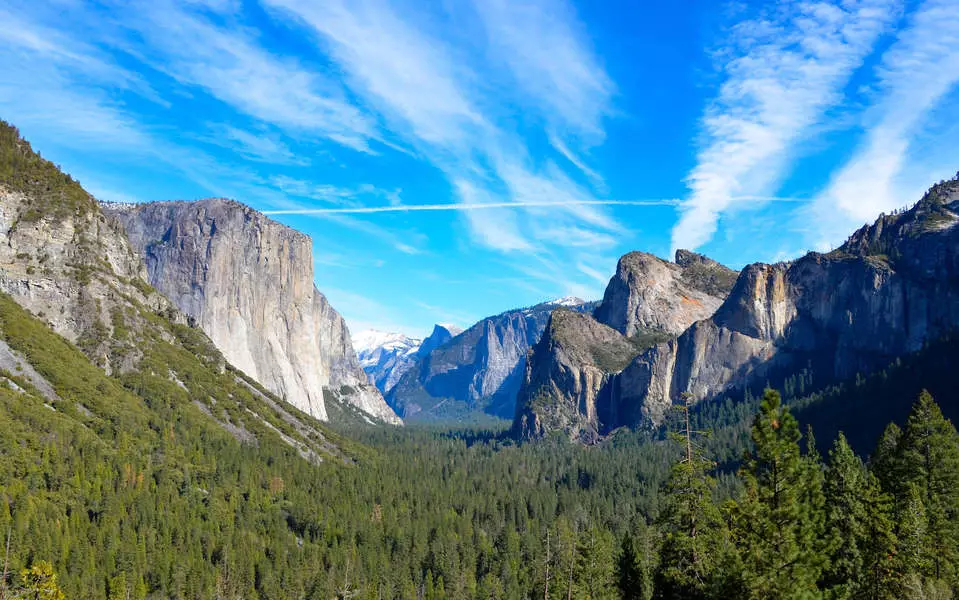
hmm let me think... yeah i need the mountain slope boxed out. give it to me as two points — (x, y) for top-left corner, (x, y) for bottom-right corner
(515, 251), (737, 440)
(354, 324), (462, 395)
(387, 299), (593, 421)
(0, 119), (387, 598)
(103, 199), (399, 425)
(611, 178), (959, 430)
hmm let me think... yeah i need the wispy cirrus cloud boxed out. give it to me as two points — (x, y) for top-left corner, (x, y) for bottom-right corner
(0, 5), (155, 149)
(202, 125), (309, 166)
(672, 0), (900, 253)
(809, 0), (959, 247)
(112, 0), (379, 152)
(261, 0), (625, 299)
(471, 0), (613, 155)
(263, 198), (679, 215)
(270, 175), (402, 207)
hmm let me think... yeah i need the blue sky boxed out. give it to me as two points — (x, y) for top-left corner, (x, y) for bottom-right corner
(2, 0), (959, 337)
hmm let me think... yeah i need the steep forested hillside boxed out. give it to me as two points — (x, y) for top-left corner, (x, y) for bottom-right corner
(2, 119), (958, 599)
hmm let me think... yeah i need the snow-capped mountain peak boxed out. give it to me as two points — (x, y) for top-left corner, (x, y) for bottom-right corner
(549, 296), (587, 307)
(353, 330), (420, 355)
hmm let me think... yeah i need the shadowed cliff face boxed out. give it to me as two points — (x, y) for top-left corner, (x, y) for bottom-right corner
(613, 179), (959, 431)
(104, 199), (400, 425)
(357, 324), (461, 396)
(387, 300), (593, 421)
(514, 251), (736, 441)
(516, 179), (959, 441)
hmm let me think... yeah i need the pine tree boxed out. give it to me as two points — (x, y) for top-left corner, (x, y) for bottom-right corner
(820, 433), (868, 599)
(617, 533), (645, 600)
(869, 423), (902, 496)
(654, 395), (728, 599)
(858, 472), (898, 600)
(897, 391), (959, 585)
(18, 561), (66, 600)
(575, 526), (615, 600)
(731, 389), (825, 600)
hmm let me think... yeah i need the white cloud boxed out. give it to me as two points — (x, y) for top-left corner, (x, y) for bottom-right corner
(809, 0), (959, 246)
(204, 125), (308, 165)
(269, 175), (402, 208)
(261, 0), (627, 298)
(471, 0), (613, 145)
(262, 198), (678, 215)
(672, 0), (900, 253)
(263, 0), (484, 149)
(116, 0), (379, 151)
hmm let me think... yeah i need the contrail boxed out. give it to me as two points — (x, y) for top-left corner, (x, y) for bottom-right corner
(262, 196), (803, 216)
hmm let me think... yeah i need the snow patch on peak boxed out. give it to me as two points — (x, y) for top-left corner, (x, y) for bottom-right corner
(353, 330), (421, 356)
(549, 296), (587, 307)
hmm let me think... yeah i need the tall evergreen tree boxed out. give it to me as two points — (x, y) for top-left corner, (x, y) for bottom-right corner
(575, 526), (616, 600)
(869, 423), (903, 496)
(653, 396), (728, 599)
(617, 533), (645, 600)
(820, 433), (868, 599)
(897, 391), (959, 587)
(858, 472), (898, 600)
(731, 389), (825, 600)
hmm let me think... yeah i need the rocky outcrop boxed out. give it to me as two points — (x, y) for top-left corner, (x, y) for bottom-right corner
(514, 251), (736, 440)
(612, 178), (959, 430)
(387, 299), (592, 420)
(104, 199), (400, 424)
(0, 187), (174, 375)
(0, 121), (349, 461)
(513, 309), (641, 442)
(594, 250), (738, 336)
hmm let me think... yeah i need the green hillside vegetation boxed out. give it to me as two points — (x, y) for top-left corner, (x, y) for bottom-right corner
(3, 118), (959, 599)
(0, 121), (95, 224)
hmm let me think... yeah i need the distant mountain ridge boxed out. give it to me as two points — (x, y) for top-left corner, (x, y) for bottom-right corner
(515, 250), (738, 441)
(355, 324), (462, 394)
(385, 298), (595, 421)
(515, 176), (959, 441)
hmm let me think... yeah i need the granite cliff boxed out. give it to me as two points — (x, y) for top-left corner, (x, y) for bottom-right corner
(356, 324), (461, 395)
(614, 178), (959, 429)
(387, 298), (593, 421)
(103, 199), (400, 425)
(514, 251), (737, 440)
(516, 177), (959, 441)
(0, 120), (350, 461)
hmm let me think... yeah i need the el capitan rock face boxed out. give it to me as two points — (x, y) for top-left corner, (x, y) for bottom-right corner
(514, 251), (737, 440)
(104, 199), (400, 425)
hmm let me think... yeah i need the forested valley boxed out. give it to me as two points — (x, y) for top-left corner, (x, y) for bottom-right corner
(2, 268), (958, 600)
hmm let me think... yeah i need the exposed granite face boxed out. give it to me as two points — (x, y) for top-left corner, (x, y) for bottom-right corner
(513, 251), (736, 440)
(612, 179), (959, 430)
(513, 309), (640, 442)
(104, 199), (400, 425)
(594, 250), (738, 337)
(387, 300), (593, 421)
(0, 188), (176, 373)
